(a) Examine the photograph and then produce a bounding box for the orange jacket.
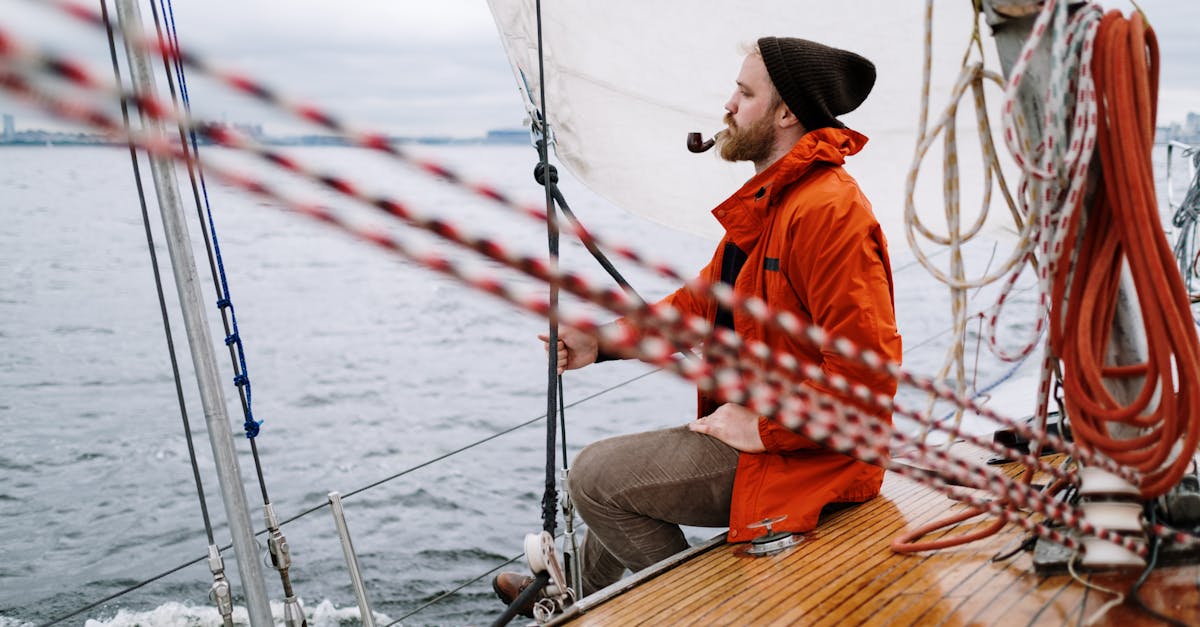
[659,127,902,541]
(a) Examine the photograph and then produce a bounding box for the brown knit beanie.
[757,36,876,131]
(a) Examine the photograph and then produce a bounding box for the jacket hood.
[749,126,867,194]
[712,126,869,240]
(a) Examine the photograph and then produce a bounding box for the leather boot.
[492,571,541,618]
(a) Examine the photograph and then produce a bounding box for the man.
[495,36,902,614]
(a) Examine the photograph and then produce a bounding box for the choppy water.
[0,143,1189,625]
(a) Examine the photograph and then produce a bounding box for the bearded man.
[495,36,902,614]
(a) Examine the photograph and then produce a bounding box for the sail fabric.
[486,1,1015,252]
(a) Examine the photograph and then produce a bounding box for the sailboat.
[2,0,1200,625]
[479,1,1200,625]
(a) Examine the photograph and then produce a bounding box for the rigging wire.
[144,2,306,621]
[534,0,560,540]
[96,0,216,547]
[384,550,526,626]
[147,0,268,496]
[31,366,662,625]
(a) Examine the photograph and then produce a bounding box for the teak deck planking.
[551,453,1200,626]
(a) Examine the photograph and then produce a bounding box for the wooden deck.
[548,457,1200,626]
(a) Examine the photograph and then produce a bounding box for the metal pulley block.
[524,530,575,621]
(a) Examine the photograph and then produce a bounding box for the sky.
[0,0,1197,136]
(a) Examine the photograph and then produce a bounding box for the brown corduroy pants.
[568,425,739,595]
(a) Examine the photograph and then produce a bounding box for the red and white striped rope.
[8,11,1192,551]
[0,22,1146,489]
[2,55,1182,558]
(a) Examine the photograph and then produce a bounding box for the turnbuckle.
[206,544,235,627]
[265,503,308,627]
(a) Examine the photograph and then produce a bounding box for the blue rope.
[160,0,260,439]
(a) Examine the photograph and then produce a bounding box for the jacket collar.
[711,127,868,249]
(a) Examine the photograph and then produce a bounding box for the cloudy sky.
[0,0,1196,136]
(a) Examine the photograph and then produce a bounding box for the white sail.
[486,1,1017,253]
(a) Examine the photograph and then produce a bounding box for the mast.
[112,0,275,621]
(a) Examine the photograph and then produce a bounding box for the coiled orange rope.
[895,5,1200,554]
[1050,10,1200,499]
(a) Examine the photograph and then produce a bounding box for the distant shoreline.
[0,137,531,148]
[0,126,534,148]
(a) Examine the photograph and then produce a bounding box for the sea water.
[0,143,1189,626]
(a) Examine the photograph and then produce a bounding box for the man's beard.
[718,112,776,163]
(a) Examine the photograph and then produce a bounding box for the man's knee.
[568,438,613,511]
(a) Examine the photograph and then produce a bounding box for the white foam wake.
[73,599,392,627]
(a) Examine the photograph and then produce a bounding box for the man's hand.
[688,403,765,453]
[538,325,599,374]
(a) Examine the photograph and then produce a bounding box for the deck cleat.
[743,515,803,557]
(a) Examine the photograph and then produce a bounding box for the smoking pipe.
[687,130,724,153]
